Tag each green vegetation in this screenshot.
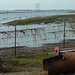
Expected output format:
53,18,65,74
1,50,75,75
2,52,75,75
2,52,53,73
5,14,75,25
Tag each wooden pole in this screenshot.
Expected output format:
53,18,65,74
0,57,2,71
63,21,66,48
15,25,16,56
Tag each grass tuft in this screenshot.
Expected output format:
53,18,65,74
2,52,53,72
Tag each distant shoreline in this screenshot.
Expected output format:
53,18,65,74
5,14,75,25
0,10,75,14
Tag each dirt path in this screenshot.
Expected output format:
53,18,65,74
0,68,48,75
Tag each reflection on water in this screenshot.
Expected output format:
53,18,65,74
0,23,75,48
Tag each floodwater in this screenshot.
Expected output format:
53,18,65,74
0,10,75,48
0,23,75,48
0,10,75,23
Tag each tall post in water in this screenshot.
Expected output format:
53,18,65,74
15,25,16,56
63,20,66,48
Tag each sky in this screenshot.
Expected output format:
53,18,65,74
0,0,75,10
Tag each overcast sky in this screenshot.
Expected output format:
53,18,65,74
0,0,75,10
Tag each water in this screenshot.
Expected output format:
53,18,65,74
0,10,75,23
0,23,75,48
0,10,75,48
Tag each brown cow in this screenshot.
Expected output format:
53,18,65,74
43,52,75,74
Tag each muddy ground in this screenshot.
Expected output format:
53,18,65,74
0,68,48,75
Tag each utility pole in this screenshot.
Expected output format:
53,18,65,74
36,3,40,12
36,3,37,11
37,3,40,11
15,25,16,56
63,21,66,48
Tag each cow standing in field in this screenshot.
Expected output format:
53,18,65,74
43,47,75,74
